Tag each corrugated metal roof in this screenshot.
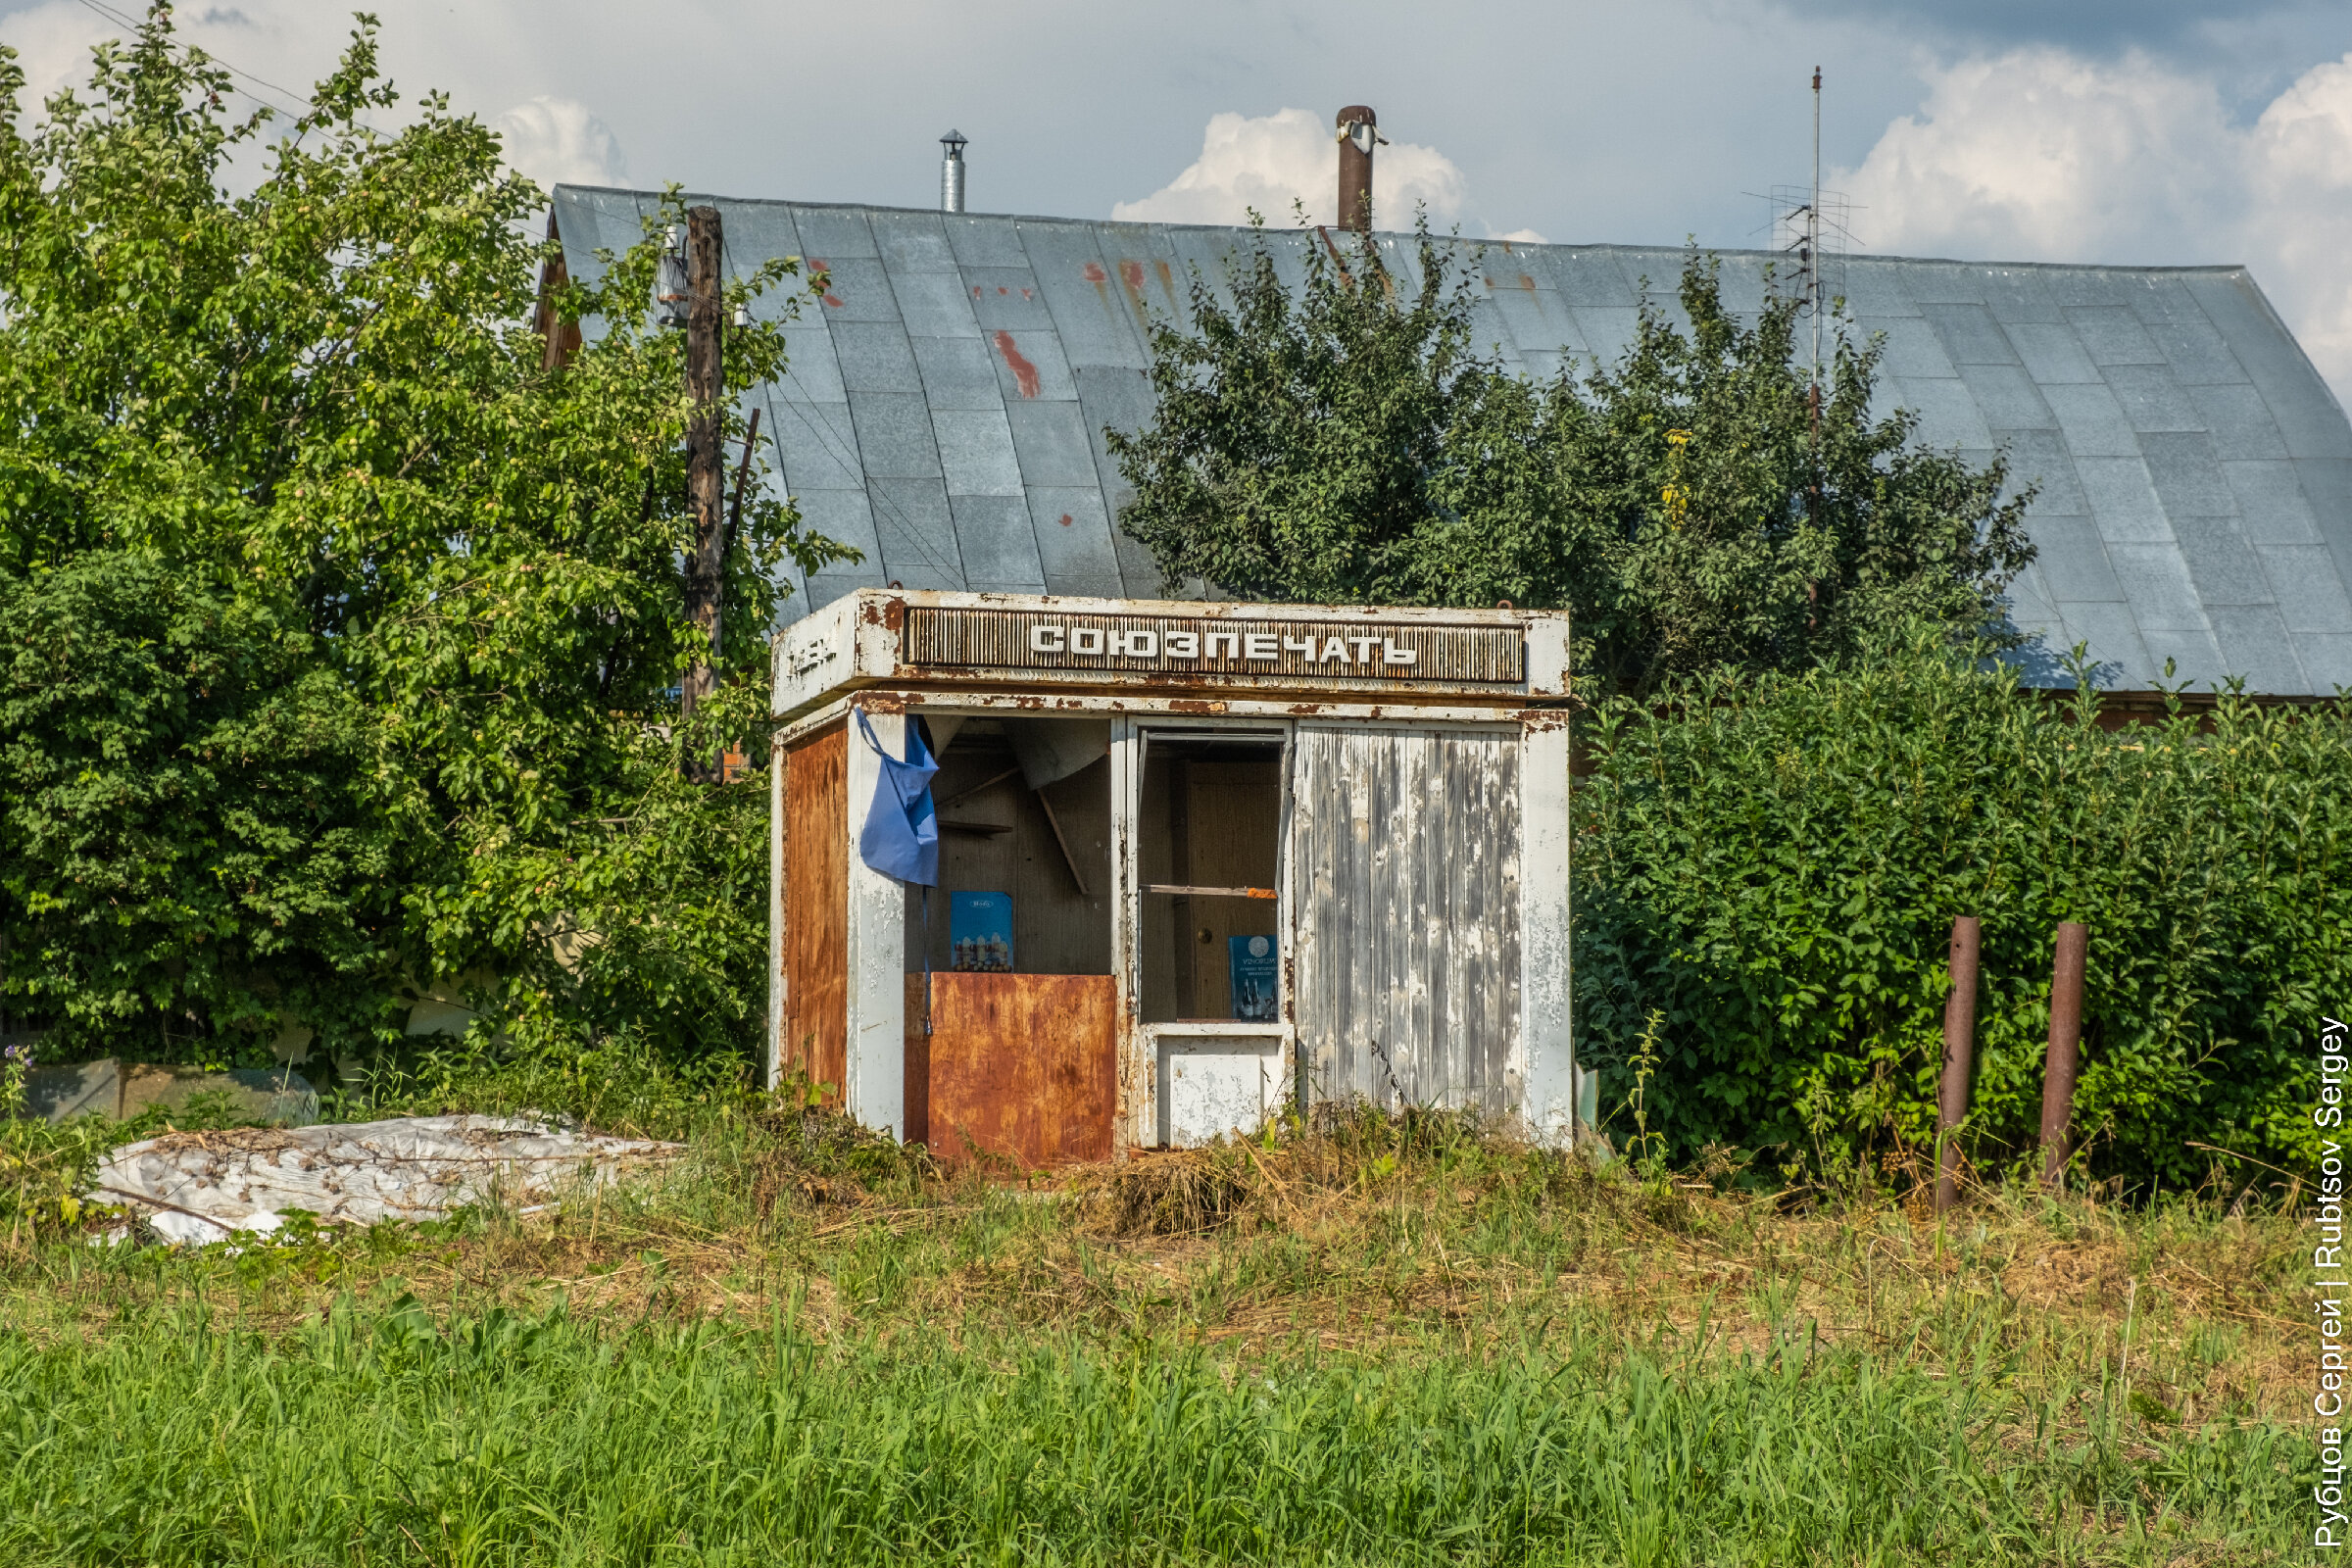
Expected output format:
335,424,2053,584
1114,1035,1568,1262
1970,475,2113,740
551,186,2352,696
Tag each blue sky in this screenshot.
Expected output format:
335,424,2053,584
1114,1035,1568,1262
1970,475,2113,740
8,0,2352,393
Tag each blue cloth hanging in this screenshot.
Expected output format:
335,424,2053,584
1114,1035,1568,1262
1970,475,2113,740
856,710,939,886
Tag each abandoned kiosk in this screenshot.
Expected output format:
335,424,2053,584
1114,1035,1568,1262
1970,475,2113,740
768,589,1580,1164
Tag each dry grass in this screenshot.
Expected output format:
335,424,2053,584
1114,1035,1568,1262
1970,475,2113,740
2,1104,2302,1433
0,1105,2304,1565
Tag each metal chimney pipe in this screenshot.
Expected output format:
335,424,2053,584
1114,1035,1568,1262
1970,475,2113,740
940,129,968,214
1336,106,1378,232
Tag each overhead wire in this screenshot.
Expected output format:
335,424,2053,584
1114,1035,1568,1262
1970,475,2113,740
70,0,313,118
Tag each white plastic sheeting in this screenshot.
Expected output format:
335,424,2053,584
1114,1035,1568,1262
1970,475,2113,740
88,1115,684,1246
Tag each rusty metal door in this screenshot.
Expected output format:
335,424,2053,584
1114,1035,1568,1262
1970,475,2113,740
906,971,1117,1166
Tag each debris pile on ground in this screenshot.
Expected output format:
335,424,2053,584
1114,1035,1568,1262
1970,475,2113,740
87,1114,684,1246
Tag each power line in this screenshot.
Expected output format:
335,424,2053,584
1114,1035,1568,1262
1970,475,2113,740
70,0,313,117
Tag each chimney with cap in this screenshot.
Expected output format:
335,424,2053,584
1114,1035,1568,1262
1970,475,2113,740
1336,106,1382,232
940,129,967,214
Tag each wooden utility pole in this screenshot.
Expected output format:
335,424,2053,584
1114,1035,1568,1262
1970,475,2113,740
680,206,725,770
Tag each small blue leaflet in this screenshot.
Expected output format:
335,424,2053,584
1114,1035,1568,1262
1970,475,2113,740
1229,933,1278,1021
950,892,1013,972
855,710,939,886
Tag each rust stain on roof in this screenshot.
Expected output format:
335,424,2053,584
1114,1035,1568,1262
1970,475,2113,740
992,330,1042,399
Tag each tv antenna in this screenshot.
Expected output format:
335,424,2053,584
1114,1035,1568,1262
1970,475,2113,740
1765,68,1855,418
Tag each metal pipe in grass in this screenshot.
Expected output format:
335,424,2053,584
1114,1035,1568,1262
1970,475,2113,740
1936,916,1980,1217
2039,921,2088,1192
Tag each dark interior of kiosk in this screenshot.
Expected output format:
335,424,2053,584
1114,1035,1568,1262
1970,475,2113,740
1137,730,1283,1023
906,716,1114,978
904,719,1283,1023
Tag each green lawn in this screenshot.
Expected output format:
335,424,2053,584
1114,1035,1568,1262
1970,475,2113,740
0,1107,2305,1565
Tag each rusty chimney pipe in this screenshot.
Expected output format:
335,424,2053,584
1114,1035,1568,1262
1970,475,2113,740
1935,915,1982,1216
2039,922,2088,1191
1336,105,1379,232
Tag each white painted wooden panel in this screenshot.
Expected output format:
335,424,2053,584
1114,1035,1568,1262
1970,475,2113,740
1158,1036,1280,1147
1291,725,1523,1115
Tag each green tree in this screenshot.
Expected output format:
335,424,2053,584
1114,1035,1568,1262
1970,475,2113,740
0,558,395,1056
0,10,849,1067
1111,222,2034,696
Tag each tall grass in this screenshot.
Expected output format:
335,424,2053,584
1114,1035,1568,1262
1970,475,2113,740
0,1297,2292,1566
0,1102,2304,1565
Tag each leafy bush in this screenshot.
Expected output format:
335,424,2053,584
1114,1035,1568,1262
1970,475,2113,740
1574,630,2352,1189
0,556,399,1061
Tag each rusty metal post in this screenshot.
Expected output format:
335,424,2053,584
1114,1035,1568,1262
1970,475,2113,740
1936,915,1981,1215
680,206,725,749
2039,921,2087,1191
1336,106,1376,233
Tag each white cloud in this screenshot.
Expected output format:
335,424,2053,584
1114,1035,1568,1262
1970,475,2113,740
491,96,628,190
1841,46,2352,402
1111,107,1481,231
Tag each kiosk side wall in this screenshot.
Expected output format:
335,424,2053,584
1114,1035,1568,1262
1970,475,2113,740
780,723,850,1100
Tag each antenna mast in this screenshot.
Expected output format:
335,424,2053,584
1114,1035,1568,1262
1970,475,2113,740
1810,65,1822,410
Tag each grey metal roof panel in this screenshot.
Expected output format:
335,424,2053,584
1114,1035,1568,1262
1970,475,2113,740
2050,600,2157,686
943,214,1030,270
1959,363,2056,432
934,407,1025,498
1861,316,1958,381
1005,398,1103,489
870,209,958,275
2225,461,2324,544
947,493,1046,590
891,269,984,340
2170,517,2270,606
964,270,1054,332
2079,457,2173,543
2044,383,2139,459
2259,546,2352,632
831,320,922,395
2004,428,2089,516
2192,384,2291,461
2207,605,2309,692
2107,364,2205,433
2140,433,2238,518
1838,259,1923,318
552,188,2352,694
1027,486,1127,597
909,335,1002,412
2006,320,2101,385
772,400,862,491
986,323,1077,404
1923,303,2018,367
867,476,963,588
849,390,942,479
2299,634,2352,692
